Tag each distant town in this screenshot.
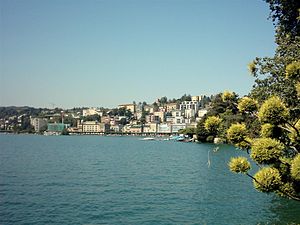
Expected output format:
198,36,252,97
0,94,213,135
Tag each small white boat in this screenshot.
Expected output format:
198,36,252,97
141,137,155,141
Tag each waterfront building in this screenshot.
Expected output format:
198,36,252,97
171,124,187,133
30,117,48,132
170,110,185,124
47,123,69,133
143,123,158,133
82,121,108,133
110,124,123,133
158,123,172,133
122,124,142,133
187,122,198,128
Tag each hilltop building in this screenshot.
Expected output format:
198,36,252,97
83,108,102,117
118,104,136,113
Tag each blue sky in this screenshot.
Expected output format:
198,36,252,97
1,0,275,108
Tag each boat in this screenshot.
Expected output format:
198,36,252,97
141,137,155,141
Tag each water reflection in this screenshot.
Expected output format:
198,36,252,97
265,197,300,224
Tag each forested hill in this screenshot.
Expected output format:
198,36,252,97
0,106,47,119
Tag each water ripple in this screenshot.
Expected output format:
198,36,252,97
1,135,300,225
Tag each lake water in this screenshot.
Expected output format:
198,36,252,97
1,134,300,225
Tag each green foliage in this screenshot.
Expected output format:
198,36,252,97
196,91,247,142
278,182,298,199
291,154,300,181
260,123,275,138
248,61,257,75
159,96,168,106
179,127,196,137
152,102,159,112
250,138,284,164
253,167,281,192
289,120,300,145
206,135,215,143
257,96,289,125
196,119,209,142
179,94,192,102
229,157,251,174
296,82,300,97
83,114,101,122
227,123,247,144
227,123,251,149
204,116,221,135
222,90,235,102
286,61,300,79
227,0,300,201
265,0,300,41
238,97,258,113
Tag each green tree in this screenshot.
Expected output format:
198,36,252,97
228,95,300,201
82,114,101,122
227,0,300,201
180,94,192,102
179,127,196,137
249,0,300,119
152,102,159,112
204,116,222,141
196,118,210,142
159,96,168,106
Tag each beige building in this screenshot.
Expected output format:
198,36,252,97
143,123,158,133
191,95,204,102
166,103,178,112
122,124,142,133
118,104,136,113
82,121,108,133
154,111,165,122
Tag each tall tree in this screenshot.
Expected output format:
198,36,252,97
228,0,300,201
250,0,300,119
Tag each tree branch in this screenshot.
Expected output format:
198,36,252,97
246,173,300,202
285,120,300,137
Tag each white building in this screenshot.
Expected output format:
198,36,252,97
82,108,102,117
180,101,200,118
171,124,187,133
191,95,204,102
30,118,48,132
198,109,208,118
82,121,107,133
180,101,200,111
158,123,172,133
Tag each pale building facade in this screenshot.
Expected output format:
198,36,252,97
83,108,102,117
30,118,48,132
82,121,107,133
118,104,136,113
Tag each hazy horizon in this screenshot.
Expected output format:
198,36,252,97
1,0,276,109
